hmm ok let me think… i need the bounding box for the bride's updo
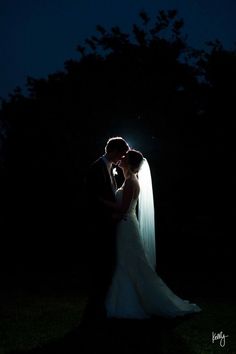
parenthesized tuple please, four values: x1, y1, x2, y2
(126, 149, 144, 173)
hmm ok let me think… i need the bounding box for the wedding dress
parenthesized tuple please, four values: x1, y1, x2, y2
(105, 187, 202, 319)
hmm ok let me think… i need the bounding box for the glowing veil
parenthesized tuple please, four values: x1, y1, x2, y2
(138, 158, 156, 271)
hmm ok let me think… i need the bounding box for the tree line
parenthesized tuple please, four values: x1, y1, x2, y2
(0, 10, 234, 272)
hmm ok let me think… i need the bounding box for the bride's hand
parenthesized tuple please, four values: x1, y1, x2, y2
(112, 212, 126, 221)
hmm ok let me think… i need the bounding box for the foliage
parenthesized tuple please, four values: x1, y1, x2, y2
(0, 10, 235, 271)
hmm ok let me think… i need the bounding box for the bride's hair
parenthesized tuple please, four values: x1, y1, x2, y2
(126, 149, 144, 173)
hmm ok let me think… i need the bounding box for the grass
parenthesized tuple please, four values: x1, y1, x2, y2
(162, 298, 236, 353)
(0, 272, 235, 354)
(0, 292, 87, 354)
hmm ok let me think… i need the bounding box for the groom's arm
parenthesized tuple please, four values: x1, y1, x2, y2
(86, 162, 114, 208)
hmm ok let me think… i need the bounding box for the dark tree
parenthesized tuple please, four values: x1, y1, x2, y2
(0, 10, 234, 273)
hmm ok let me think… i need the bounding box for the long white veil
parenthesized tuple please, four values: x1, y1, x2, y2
(138, 158, 156, 271)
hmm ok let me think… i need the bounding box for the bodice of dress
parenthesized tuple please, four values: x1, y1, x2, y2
(116, 187, 138, 217)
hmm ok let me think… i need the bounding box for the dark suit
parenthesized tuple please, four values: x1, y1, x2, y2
(83, 156, 117, 320)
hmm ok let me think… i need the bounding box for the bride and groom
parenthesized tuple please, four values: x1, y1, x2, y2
(85, 136, 201, 321)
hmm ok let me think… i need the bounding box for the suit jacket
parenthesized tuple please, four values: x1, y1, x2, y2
(86, 157, 116, 227)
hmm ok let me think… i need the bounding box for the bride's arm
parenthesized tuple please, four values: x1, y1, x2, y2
(98, 197, 123, 221)
(101, 179, 135, 214)
(99, 198, 118, 209)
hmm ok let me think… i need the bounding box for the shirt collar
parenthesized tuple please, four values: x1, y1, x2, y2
(102, 155, 112, 171)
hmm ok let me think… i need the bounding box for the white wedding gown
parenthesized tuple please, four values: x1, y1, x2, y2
(105, 187, 202, 319)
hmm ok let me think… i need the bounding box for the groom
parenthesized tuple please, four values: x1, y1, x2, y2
(83, 136, 129, 321)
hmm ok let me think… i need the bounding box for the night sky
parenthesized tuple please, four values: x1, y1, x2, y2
(0, 0, 236, 100)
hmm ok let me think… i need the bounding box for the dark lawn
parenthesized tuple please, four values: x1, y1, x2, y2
(0, 271, 235, 354)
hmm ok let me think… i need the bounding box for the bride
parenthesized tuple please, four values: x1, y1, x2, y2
(103, 149, 201, 319)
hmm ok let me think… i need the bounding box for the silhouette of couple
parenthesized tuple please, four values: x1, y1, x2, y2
(84, 136, 201, 321)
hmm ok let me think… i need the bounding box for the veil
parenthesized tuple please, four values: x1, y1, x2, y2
(138, 158, 156, 271)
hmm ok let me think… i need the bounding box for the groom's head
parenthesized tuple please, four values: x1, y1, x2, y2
(105, 137, 130, 164)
